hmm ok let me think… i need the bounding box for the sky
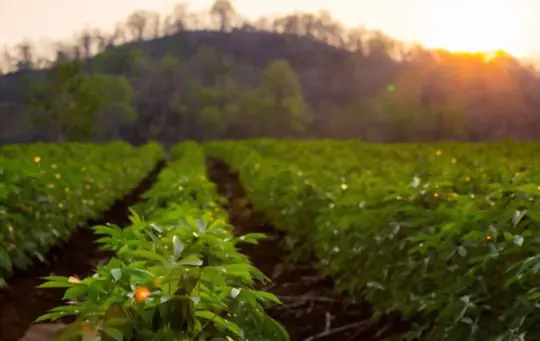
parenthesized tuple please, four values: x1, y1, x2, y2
(1, 0, 540, 58)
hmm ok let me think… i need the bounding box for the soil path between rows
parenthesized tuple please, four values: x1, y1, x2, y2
(206, 157, 388, 341)
(0, 160, 166, 341)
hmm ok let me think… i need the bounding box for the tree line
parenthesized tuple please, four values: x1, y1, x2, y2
(1, 0, 539, 144)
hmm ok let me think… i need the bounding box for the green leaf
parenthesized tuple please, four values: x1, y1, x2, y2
(0, 249, 13, 272)
(252, 290, 282, 304)
(101, 327, 124, 341)
(512, 210, 527, 227)
(111, 268, 122, 282)
(36, 310, 71, 322)
(178, 255, 203, 266)
(237, 233, 267, 244)
(93, 225, 121, 237)
(127, 250, 167, 263)
(172, 235, 184, 261)
(516, 184, 539, 194)
(195, 310, 241, 336)
(63, 285, 89, 299)
(38, 281, 77, 289)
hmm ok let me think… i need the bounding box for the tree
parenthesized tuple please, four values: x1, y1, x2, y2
(91, 46, 146, 75)
(190, 46, 230, 85)
(53, 43, 72, 65)
(148, 12, 162, 38)
(24, 61, 136, 141)
(76, 29, 94, 59)
(87, 74, 137, 139)
(169, 3, 190, 33)
(126, 11, 150, 41)
(210, 0, 236, 32)
(15, 41, 34, 71)
(1, 47, 14, 73)
(136, 54, 180, 142)
(258, 60, 310, 136)
(198, 105, 228, 139)
(25, 61, 95, 141)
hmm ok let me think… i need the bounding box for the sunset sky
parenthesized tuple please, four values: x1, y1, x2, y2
(1, 0, 539, 58)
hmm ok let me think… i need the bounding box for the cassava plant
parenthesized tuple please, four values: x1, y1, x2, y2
(37, 141, 288, 341)
(38, 211, 288, 341)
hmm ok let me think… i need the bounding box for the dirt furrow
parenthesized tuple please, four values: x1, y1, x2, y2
(206, 158, 384, 341)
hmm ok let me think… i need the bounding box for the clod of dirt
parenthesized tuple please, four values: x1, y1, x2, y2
(18, 324, 66, 341)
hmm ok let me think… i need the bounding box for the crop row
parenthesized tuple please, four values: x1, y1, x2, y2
(0, 142, 164, 286)
(205, 139, 540, 341)
(38, 141, 288, 341)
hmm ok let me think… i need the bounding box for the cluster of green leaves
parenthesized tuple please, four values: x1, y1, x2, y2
(37, 141, 288, 341)
(24, 60, 136, 141)
(206, 139, 540, 341)
(0, 142, 164, 286)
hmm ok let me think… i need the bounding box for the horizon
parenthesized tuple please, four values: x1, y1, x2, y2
(2, 0, 540, 62)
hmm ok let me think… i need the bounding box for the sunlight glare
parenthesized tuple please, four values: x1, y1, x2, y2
(422, 0, 531, 57)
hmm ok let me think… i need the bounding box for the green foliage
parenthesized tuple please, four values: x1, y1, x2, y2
(88, 73, 138, 138)
(161, 57, 310, 141)
(206, 139, 540, 341)
(198, 106, 229, 139)
(24, 61, 94, 141)
(24, 61, 137, 141)
(38, 141, 288, 341)
(91, 46, 147, 75)
(372, 89, 469, 141)
(169, 59, 311, 140)
(160, 54, 179, 71)
(0, 142, 164, 286)
(170, 140, 200, 161)
(259, 60, 310, 135)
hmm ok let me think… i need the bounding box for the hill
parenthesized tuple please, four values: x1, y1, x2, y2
(1, 3, 540, 144)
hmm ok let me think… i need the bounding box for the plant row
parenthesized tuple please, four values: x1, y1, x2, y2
(38, 141, 288, 341)
(0, 142, 164, 286)
(205, 139, 540, 341)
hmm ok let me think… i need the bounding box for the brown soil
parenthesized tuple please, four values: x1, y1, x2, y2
(206, 158, 408, 341)
(0, 161, 165, 341)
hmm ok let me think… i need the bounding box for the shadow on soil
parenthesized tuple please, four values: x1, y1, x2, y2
(0, 161, 165, 341)
(206, 158, 412, 341)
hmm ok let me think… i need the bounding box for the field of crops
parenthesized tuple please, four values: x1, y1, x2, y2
(0, 142, 164, 286)
(4, 139, 540, 341)
(206, 139, 540, 340)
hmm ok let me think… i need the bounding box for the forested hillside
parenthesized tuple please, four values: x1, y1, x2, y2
(1, 0, 540, 144)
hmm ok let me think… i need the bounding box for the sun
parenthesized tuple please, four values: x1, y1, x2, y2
(421, 0, 532, 57)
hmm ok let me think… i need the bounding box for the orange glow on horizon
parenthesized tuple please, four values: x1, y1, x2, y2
(419, 0, 533, 57)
